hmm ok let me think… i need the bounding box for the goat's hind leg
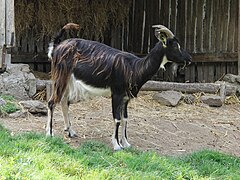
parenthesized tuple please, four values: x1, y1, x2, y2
(46, 98, 55, 136)
(61, 95, 77, 138)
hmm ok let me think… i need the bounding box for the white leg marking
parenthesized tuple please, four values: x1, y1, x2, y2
(121, 118, 131, 148)
(112, 119, 122, 151)
(61, 96, 77, 138)
(46, 108, 54, 136)
(177, 43, 182, 52)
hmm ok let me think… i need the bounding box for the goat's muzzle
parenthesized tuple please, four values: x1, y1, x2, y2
(183, 51, 192, 66)
(179, 51, 192, 70)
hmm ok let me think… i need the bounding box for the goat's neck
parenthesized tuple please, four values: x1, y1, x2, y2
(132, 42, 165, 92)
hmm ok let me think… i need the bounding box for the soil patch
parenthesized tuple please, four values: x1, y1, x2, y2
(1, 92, 240, 156)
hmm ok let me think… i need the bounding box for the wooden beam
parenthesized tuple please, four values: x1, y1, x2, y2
(132, 52, 238, 62)
(11, 53, 49, 63)
(238, 0, 240, 75)
(191, 53, 238, 62)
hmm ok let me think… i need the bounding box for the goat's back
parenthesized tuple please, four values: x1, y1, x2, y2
(51, 38, 139, 96)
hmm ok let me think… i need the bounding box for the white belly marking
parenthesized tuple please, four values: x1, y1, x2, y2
(67, 75, 111, 102)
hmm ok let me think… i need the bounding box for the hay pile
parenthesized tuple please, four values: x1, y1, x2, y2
(15, 0, 132, 41)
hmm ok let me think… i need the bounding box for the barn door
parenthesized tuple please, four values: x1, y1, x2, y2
(0, 0, 15, 72)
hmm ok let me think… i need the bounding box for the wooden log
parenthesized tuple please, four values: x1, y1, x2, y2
(141, 81, 236, 95)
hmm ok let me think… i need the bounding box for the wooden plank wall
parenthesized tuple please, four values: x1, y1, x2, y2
(123, 0, 239, 82)
(12, 0, 239, 82)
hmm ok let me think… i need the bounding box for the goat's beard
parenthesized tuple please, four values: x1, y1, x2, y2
(170, 62, 179, 78)
(170, 61, 189, 78)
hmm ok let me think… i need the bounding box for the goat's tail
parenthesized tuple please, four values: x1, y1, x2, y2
(48, 23, 80, 59)
(48, 23, 80, 104)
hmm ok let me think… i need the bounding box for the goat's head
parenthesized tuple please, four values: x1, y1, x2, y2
(152, 25, 192, 69)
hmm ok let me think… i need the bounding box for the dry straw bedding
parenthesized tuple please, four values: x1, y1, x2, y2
(15, 0, 131, 40)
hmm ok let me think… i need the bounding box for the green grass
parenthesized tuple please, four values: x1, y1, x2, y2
(0, 95, 19, 115)
(0, 125, 239, 180)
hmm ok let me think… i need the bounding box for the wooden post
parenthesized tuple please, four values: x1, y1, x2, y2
(238, 0, 240, 75)
(6, 0, 15, 46)
(0, 0, 15, 70)
(5, 0, 15, 66)
(0, 0, 6, 69)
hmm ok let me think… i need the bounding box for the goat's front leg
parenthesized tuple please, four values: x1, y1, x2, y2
(111, 94, 123, 151)
(61, 96, 77, 138)
(121, 99, 131, 148)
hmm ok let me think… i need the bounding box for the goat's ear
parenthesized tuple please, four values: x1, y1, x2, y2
(154, 30, 167, 45)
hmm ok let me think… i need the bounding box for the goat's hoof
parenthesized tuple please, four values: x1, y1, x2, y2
(120, 139, 131, 149)
(123, 143, 131, 149)
(46, 131, 54, 137)
(113, 143, 123, 151)
(46, 127, 54, 137)
(68, 133, 78, 138)
(64, 129, 77, 138)
(113, 146, 122, 151)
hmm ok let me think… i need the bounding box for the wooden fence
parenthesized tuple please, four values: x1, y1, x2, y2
(12, 0, 239, 82)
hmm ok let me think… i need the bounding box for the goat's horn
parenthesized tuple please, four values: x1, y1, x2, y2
(152, 25, 167, 29)
(158, 27, 174, 38)
(63, 23, 80, 30)
(152, 25, 175, 38)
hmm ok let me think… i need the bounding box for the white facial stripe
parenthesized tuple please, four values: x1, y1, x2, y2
(177, 43, 182, 53)
(48, 42, 54, 59)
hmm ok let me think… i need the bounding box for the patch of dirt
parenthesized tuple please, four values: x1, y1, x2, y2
(1, 92, 240, 156)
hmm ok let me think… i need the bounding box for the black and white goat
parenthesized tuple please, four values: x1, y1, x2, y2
(47, 23, 191, 150)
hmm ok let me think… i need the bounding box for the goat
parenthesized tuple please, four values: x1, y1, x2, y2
(47, 23, 192, 150)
